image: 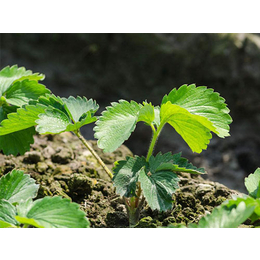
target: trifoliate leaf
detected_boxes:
[94,100,142,152]
[16,196,90,228]
[36,95,98,134]
[192,201,255,228]
[112,156,147,197]
[149,152,205,175]
[62,96,99,122]
[0,170,39,204]
[0,127,36,155]
[160,102,216,153]
[139,167,179,211]
[137,102,155,126]
[0,65,45,96]
[4,79,50,106]
[162,84,232,138]
[245,168,260,199]
[0,199,18,226]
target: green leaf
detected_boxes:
[245,168,260,199]
[160,102,216,153]
[0,219,17,228]
[16,197,90,228]
[0,104,46,135]
[139,167,179,211]
[62,96,99,122]
[0,103,42,155]
[36,96,98,134]
[0,170,39,204]
[162,84,232,138]
[94,100,142,152]
[0,65,45,96]
[149,152,205,175]
[36,108,71,134]
[112,156,147,197]
[15,216,44,228]
[223,195,260,222]
[0,127,36,155]
[137,102,155,126]
[4,79,50,106]
[0,199,18,226]
[193,201,256,228]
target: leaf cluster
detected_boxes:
[0,65,99,155]
[94,84,232,154]
[113,152,205,211]
[0,170,90,228]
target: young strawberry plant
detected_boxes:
[0,169,90,228]
[0,65,112,178]
[94,84,232,226]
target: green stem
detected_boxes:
[74,130,113,179]
[146,124,164,161]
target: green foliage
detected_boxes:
[0,170,90,228]
[94,84,232,225]
[0,65,45,96]
[36,96,98,134]
[0,92,99,155]
[245,168,260,199]
[160,102,215,153]
[16,196,89,228]
[94,84,232,153]
[113,152,205,212]
[0,170,39,204]
[4,79,50,107]
[0,65,49,155]
[161,84,232,138]
[94,100,141,152]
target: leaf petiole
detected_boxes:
[74,129,113,179]
[146,123,164,161]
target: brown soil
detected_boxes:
[0,132,240,228]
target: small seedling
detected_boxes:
[0,170,90,228]
[94,84,232,226]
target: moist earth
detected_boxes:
[0,132,241,228]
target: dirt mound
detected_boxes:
[0,132,239,227]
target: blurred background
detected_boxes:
[1,33,260,192]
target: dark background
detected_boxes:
[1,33,260,192]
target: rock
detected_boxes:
[42,146,56,159]
[23,151,43,164]
[36,162,49,173]
[51,147,73,164]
